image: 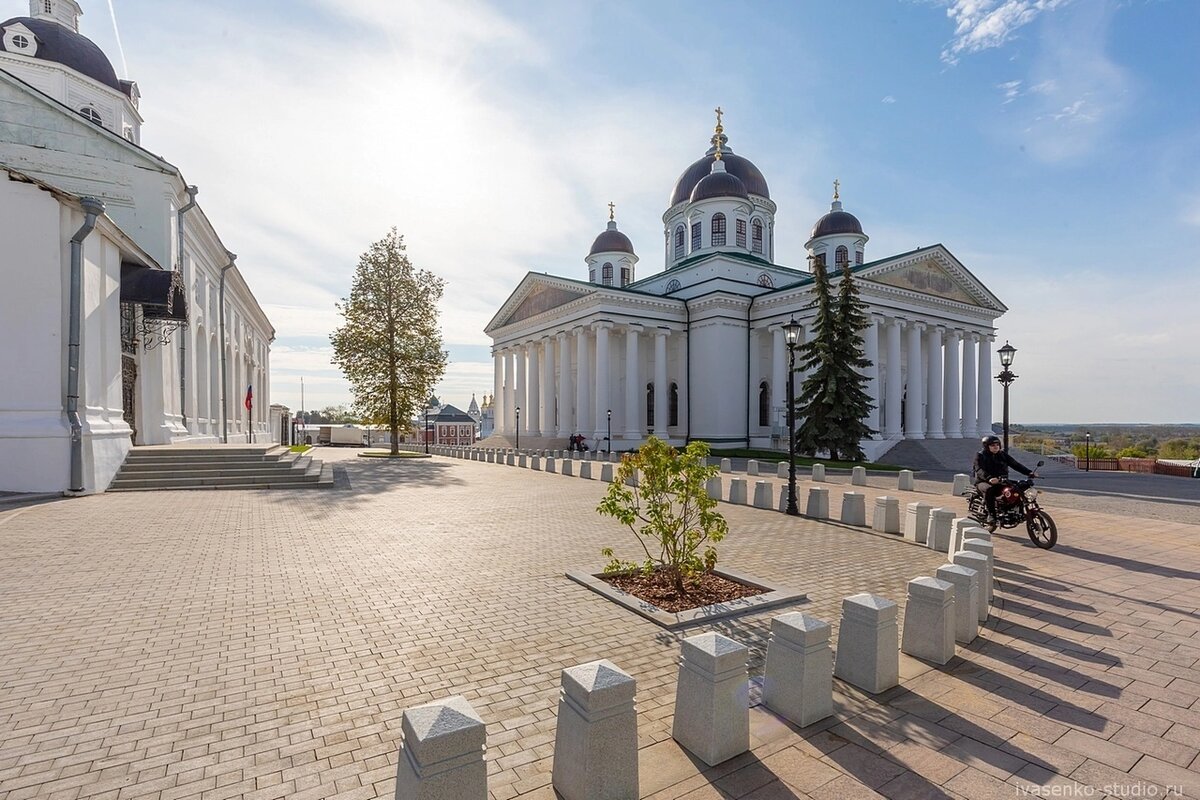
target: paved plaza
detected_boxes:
[2,449,1199,799]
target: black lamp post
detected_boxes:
[606,409,612,453]
[515,406,521,451]
[424,408,430,454]
[1085,430,1091,472]
[996,341,1018,452]
[783,317,802,516]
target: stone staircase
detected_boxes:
[107,444,334,491]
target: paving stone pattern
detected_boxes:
[0,449,1198,799]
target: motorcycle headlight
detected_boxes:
[1025,488,1038,501]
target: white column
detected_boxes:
[771,326,785,431]
[863,316,881,437]
[926,326,944,439]
[502,350,514,435]
[624,324,642,438]
[653,328,669,435]
[884,318,902,438]
[492,349,503,437]
[961,333,977,438]
[527,341,541,437]
[557,332,573,437]
[514,345,527,439]
[593,322,611,443]
[541,337,554,439]
[977,336,993,436]
[575,327,589,438]
[905,321,925,439]
[943,329,961,438]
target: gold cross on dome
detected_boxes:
[608,201,615,221]
[833,178,840,201]
[714,106,723,130]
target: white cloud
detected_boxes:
[940,0,1071,64]
[882,95,897,104]
[997,79,1022,103]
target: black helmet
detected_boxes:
[981,435,1001,447]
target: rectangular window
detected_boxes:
[736,219,746,248]
[690,222,701,252]
[674,227,685,259]
[602,263,613,286]
[711,215,726,247]
[855,250,864,265]
[751,222,763,254]
[814,253,826,269]
[620,267,630,286]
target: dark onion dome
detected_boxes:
[670,133,770,206]
[810,202,864,239]
[589,220,635,255]
[690,162,749,202]
[0,17,123,93]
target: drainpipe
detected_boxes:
[684,297,691,445]
[176,185,198,431]
[67,197,106,493]
[745,294,758,447]
[218,251,236,444]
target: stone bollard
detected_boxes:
[763,613,833,728]
[777,461,789,479]
[519,455,528,469]
[833,594,899,694]
[672,633,749,767]
[872,496,901,534]
[952,473,972,497]
[777,489,790,513]
[949,518,974,555]
[579,462,592,480]
[531,455,542,471]
[561,459,574,477]
[720,458,732,474]
[601,464,614,482]
[507,453,516,466]
[706,476,722,501]
[952,551,990,623]
[963,539,995,602]
[901,577,957,665]
[609,451,619,463]
[806,487,830,519]
[926,508,955,552]
[394,695,487,799]
[728,478,748,505]
[753,481,773,509]
[936,564,980,644]
[898,470,915,491]
[545,456,555,473]
[851,466,867,486]
[747,460,760,476]
[624,469,638,488]
[552,660,638,800]
[840,492,866,526]
[811,463,826,482]
[904,502,932,544]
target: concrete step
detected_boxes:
[108,445,329,491]
[118,457,301,473]
[108,473,322,489]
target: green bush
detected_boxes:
[596,437,729,592]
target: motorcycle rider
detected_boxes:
[973,435,1037,526]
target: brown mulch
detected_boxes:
[601,569,764,613]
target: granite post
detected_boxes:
[552,660,638,800]
[833,594,899,694]
[762,613,833,727]
[672,633,749,766]
[900,577,956,665]
[394,696,486,799]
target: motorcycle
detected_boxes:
[963,460,1058,549]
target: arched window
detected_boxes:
[690,221,701,252]
[674,225,685,259]
[646,383,655,428]
[79,106,101,125]
[751,219,763,254]
[669,383,679,427]
[602,262,613,286]
[711,213,726,247]
[757,273,774,288]
[736,219,747,248]
[855,249,864,265]
[835,245,849,266]
[620,266,631,286]
[759,381,770,427]
[664,279,681,293]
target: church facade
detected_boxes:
[485,114,1006,460]
[0,0,274,493]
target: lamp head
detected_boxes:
[607,409,611,419]
[783,317,801,347]
[998,340,1017,368]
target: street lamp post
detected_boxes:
[424,408,430,454]
[1085,430,1091,472]
[996,341,1018,452]
[515,406,521,451]
[783,317,802,516]
[606,409,612,453]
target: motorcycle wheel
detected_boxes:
[1027,511,1057,549]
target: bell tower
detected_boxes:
[30,0,83,33]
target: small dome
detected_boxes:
[690,163,749,202]
[810,204,863,239]
[670,134,770,207]
[1,17,122,92]
[589,221,635,256]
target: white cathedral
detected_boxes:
[0,0,274,493]
[485,112,1007,461]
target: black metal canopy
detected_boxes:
[120,263,188,322]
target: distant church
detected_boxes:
[0,0,273,492]
[485,111,1007,460]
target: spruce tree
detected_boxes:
[827,262,876,459]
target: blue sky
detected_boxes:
[31,0,1200,423]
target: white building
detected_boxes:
[0,0,274,493]
[485,114,1006,460]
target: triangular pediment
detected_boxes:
[488,275,593,331]
[858,246,1005,311]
